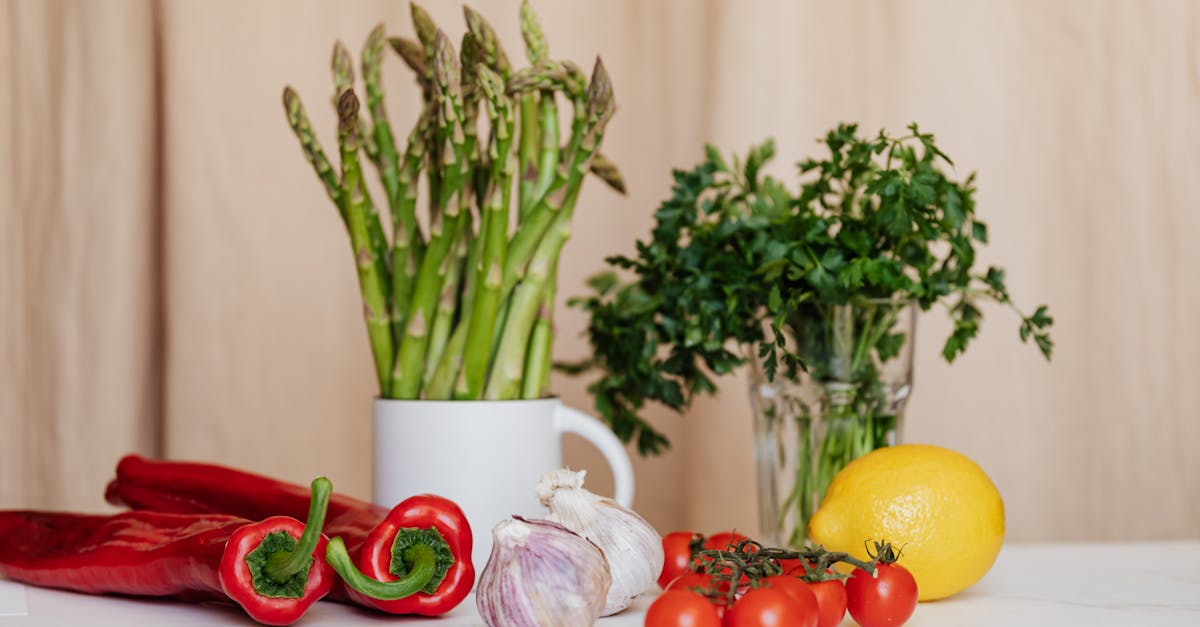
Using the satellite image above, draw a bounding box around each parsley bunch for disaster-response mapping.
[569,124,1053,455]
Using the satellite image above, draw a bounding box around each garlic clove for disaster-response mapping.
[476,516,611,627]
[537,469,664,615]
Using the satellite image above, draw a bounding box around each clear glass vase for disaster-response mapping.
[748,300,916,548]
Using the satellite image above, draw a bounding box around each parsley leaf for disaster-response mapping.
[568,125,1054,454]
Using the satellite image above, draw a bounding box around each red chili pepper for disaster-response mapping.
[0,477,335,626]
[106,455,474,616]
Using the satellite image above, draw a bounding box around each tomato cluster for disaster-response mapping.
[647,531,917,627]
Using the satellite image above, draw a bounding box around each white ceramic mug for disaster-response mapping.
[372,397,634,571]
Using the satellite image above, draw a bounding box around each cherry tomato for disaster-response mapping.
[725,588,813,627]
[845,563,918,627]
[645,590,722,627]
[761,576,820,619]
[703,531,751,551]
[806,579,848,627]
[660,531,701,588]
[777,558,809,575]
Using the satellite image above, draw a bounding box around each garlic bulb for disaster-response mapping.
[476,516,610,627]
[537,468,663,615]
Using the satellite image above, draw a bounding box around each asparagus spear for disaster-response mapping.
[521,260,557,398]
[554,59,589,172]
[589,152,627,194]
[519,0,549,64]
[547,60,626,194]
[458,33,485,314]
[410,2,438,57]
[460,32,483,171]
[501,61,595,296]
[533,88,560,203]
[484,62,581,393]
[332,41,392,288]
[390,31,467,399]
[486,59,614,399]
[388,36,430,91]
[512,1,559,396]
[424,227,469,384]
[331,41,378,164]
[362,25,404,229]
[454,65,515,399]
[460,1,513,219]
[389,111,430,341]
[463,5,512,78]
[411,3,444,219]
[337,89,396,395]
[518,1,561,206]
[517,95,541,220]
[282,87,343,223]
[384,29,438,341]
[425,318,468,399]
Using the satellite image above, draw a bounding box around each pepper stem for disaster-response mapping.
[264,476,332,583]
[325,536,436,600]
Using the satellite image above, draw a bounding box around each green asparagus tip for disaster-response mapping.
[477,65,503,99]
[366,23,386,55]
[520,0,548,64]
[332,40,354,85]
[410,2,437,49]
[282,86,298,112]
[462,4,511,77]
[463,5,483,33]
[587,57,614,114]
[591,154,627,194]
[433,31,460,87]
[461,32,482,75]
[389,37,427,78]
[337,89,359,126]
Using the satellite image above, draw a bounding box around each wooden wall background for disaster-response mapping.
[3,0,1197,541]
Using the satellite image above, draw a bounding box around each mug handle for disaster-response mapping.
[554,405,635,506]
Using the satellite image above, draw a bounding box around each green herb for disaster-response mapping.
[569,123,1053,455]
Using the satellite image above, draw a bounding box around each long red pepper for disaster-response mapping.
[0,478,336,626]
[106,455,474,616]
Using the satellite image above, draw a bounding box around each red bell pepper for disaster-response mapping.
[324,493,474,615]
[0,477,335,626]
[106,455,474,616]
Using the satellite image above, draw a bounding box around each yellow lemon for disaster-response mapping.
[808,443,1004,601]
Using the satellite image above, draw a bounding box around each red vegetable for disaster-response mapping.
[645,590,721,627]
[0,478,335,626]
[725,587,811,627]
[806,579,848,627]
[702,531,751,551]
[761,575,820,625]
[326,494,473,615]
[782,563,849,627]
[845,562,918,627]
[659,531,703,588]
[105,454,474,615]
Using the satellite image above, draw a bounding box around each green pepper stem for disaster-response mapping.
[325,536,436,600]
[264,476,332,583]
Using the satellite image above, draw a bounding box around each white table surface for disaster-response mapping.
[1,542,1197,626]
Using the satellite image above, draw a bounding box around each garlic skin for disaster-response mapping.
[537,468,663,615]
[476,516,611,627]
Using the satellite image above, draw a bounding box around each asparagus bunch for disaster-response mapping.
[283,1,621,400]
